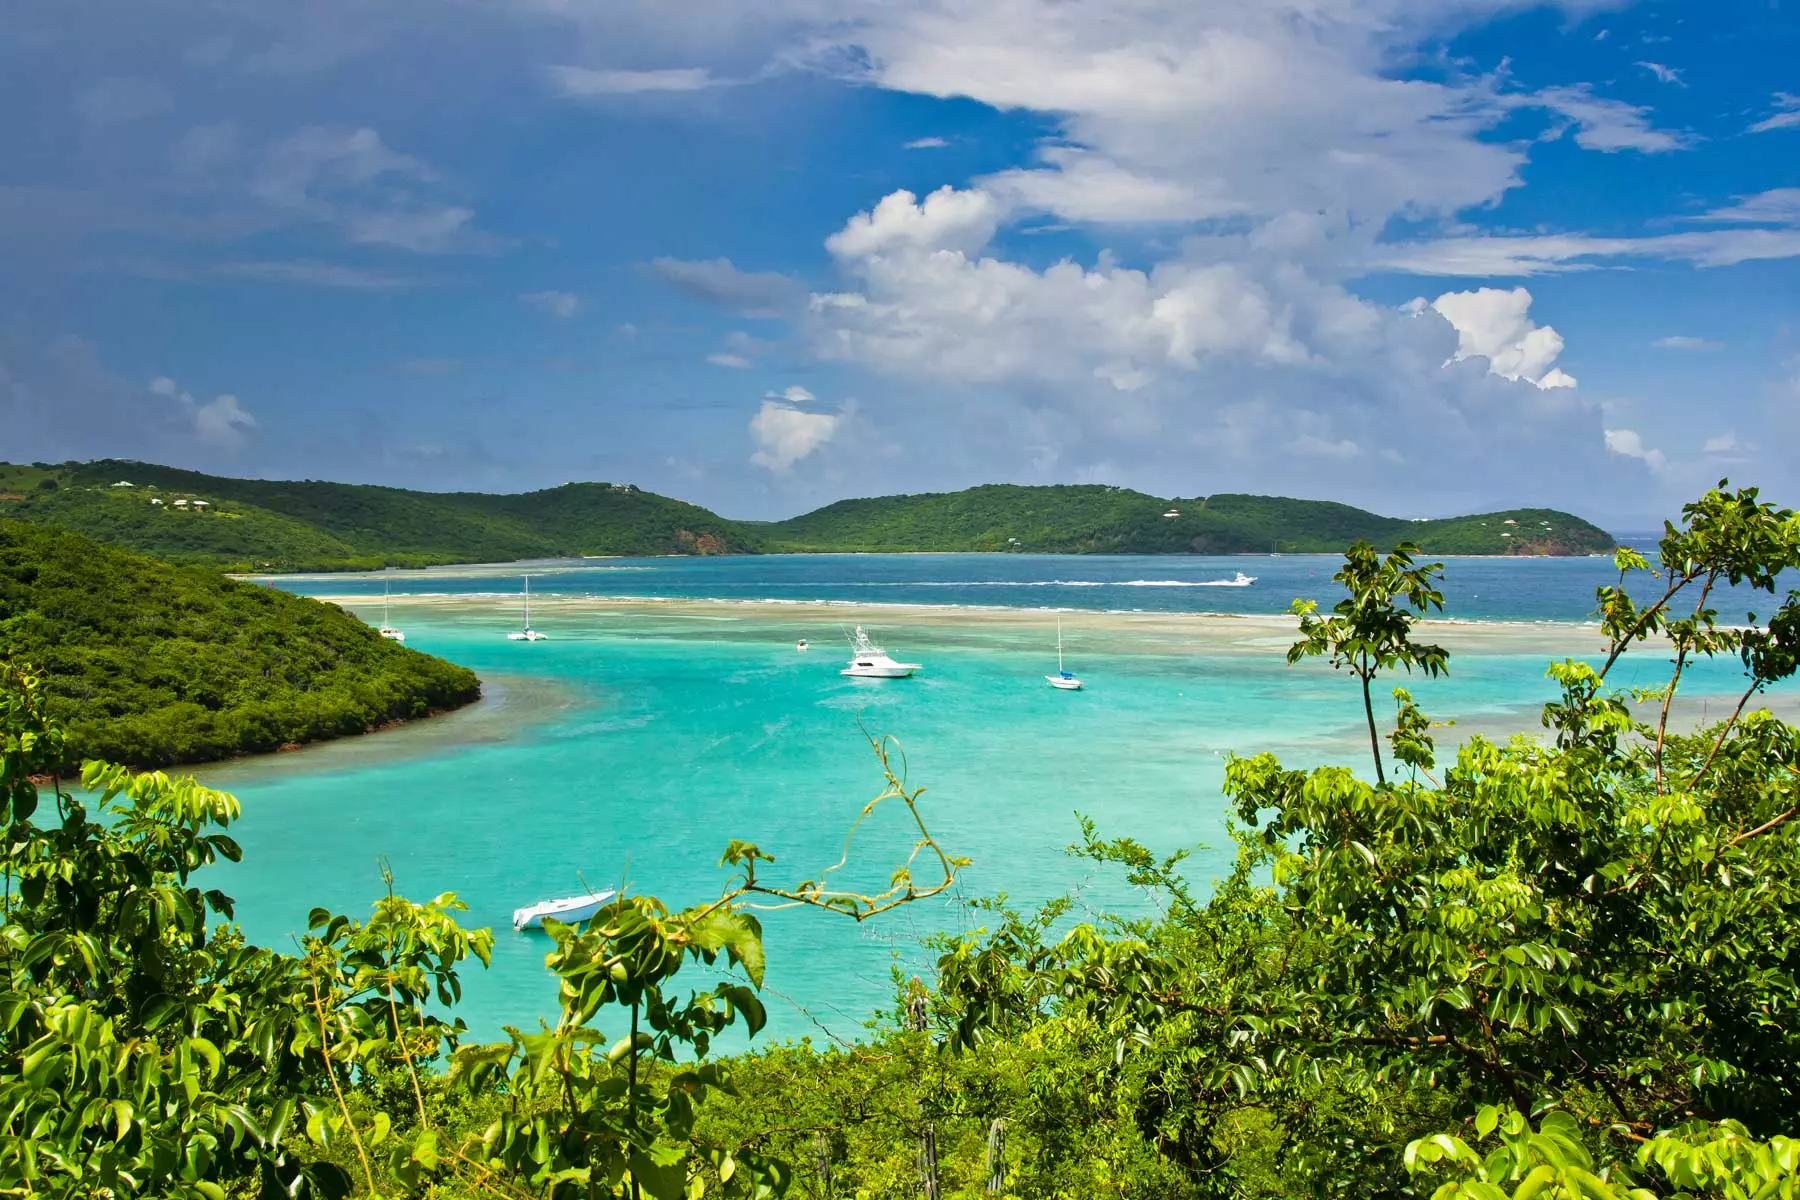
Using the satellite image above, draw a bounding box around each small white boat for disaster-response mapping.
[796,638,809,651]
[1222,571,1257,587]
[378,574,405,642]
[512,889,617,931]
[841,626,921,679]
[1045,616,1083,691]
[506,575,548,641]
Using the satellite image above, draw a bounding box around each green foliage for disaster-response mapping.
[1288,541,1450,782]
[914,481,1800,1198]
[757,484,1615,556]
[0,521,480,768]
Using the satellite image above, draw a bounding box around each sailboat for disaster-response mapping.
[1045,616,1083,690]
[377,574,405,642]
[506,575,548,641]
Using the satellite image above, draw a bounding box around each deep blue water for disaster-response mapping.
[277,550,1784,624]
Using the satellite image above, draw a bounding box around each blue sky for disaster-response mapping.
[1,0,1796,524]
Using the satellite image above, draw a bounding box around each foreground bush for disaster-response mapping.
[3,481,1796,1198]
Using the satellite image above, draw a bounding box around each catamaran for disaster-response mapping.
[1045,615,1082,690]
[506,575,548,641]
[512,888,617,931]
[377,574,405,642]
[841,626,921,678]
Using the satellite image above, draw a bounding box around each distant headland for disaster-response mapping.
[0,460,1615,572]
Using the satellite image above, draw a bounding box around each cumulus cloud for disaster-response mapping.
[150,375,258,446]
[1748,93,1800,134]
[802,186,1624,509]
[750,388,839,470]
[825,186,1004,258]
[521,290,581,317]
[1426,288,1576,389]
[649,256,802,317]
[1604,428,1665,471]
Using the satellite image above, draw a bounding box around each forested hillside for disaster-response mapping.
[0,460,760,570]
[0,462,1614,569]
[0,520,480,767]
[756,483,1616,555]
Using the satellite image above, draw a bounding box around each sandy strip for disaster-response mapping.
[312,589,1622,659]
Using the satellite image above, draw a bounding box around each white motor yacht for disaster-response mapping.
[841,626,921,679]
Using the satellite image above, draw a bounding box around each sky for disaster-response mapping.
[1,0,1796,524]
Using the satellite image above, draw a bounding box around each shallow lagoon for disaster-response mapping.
[202,555,1791,1045]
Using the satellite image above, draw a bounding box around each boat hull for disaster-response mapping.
[1045,675,1083,690]
[507,630,548,641]
[842,664,919,678]
[513,889,617,931]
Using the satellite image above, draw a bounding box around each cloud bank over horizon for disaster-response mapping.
[1,0,1795,522]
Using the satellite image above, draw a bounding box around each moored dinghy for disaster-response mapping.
[512,888,617,931]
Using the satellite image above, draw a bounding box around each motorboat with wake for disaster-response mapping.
[841,626,921,679]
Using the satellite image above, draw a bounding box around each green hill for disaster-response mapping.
[0,461,759,570]
[0,463,1614,566]
[0,520,481,769]
[755,484,1615,556]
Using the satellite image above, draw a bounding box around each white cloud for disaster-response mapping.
[1371,227,1800,275]
[904,136,949,149]
[649,256,802,316]
[1423,288,1576,389]
[546,65,720,95]
[145,375,258,447]
[1748,92,1800,134]
[252,126,492,254]
[750,391,840,470]
[1702,432,1746,456]
[191,394,257,445]
[521,290,581,317]
[1653,335,1722,351]
[1604,428,1665,471]
[772,385,814,404]
[707,353,753,369]
[824,186,1004,258]
[1698,188,1800,226]
[1635,61,1683,86]
[1528,85,1689,154]
[214,260,415,289]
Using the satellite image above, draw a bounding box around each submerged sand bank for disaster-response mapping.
[313,589,1621,660]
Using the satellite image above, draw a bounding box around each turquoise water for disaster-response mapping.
[201,556,1788,1047]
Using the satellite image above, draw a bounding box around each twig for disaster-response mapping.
[307,976,376,1196]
